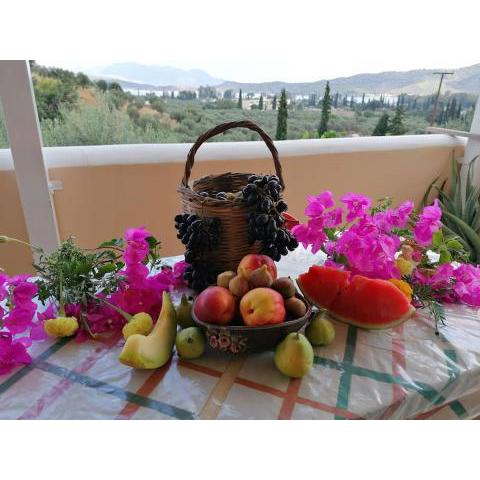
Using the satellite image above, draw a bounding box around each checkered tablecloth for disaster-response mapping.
[1,249,480,420]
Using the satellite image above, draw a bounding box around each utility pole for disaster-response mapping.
[430,71,454,125]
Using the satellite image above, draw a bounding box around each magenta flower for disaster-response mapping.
[323,208,343,228]
[452,264,480,306]
[393,201,414,228]
[0,332,32,375]
[340,193,371,222]
[414,199,442,246]
[123,226,150,264]
[3,278,37,334]
[292,223,327,254]
[30,303,56,341]
[304,191,334,217]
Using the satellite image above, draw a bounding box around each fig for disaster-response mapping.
[284,297,307,318]
[272,277,296,299]
[248,265,273,288]
[217,271,236,289]
[229,275,250,297]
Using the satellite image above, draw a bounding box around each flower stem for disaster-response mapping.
[88,293,132,321]
[0,235,43,252]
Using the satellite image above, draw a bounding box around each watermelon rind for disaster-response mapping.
[296,276,415,330]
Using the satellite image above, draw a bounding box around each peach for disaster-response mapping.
[237,254,277,281]
[240,288,286,326]
[194,286,236,325]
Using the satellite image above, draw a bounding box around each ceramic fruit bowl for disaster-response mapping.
[192,294,312,354]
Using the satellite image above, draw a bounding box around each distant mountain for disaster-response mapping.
[87,62,223,88]
[87,62,480,95]
[217,64,480,96]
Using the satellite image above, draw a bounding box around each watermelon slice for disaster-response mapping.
[297,266,415,329]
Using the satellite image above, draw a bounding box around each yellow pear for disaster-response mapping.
[274,332,313,378]
[119,291,177,369]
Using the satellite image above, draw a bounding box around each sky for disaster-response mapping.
[3,0,480,83]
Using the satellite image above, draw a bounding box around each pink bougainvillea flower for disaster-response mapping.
[2,278,38,335]
[292,223,327,254]
[413,199,442,246]
[0,274,8,301]
[340,193,372,222]
[452,264,480,306]
[304,191,335,218]
[323,208,343,228]
[0,331,32,375]
[123,226,150,264]
[393,201,414,228]
[30,303,56,341]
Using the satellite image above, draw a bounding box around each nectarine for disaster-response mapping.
[240,287,286,326]
[194,286,236,325]
[237,254,277,281]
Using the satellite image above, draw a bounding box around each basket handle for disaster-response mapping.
[181,120,285,189]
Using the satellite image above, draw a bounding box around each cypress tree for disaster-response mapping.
[389,106,407,135]
[318,81,332,137]
[258,94,264,110]
[456,101,462,119]
[272,95,277,110]
[361,92,365,107]
[372,113,390,136]
[238,89,243,109]
[333,92,339,108]
[275,89,288,140]
[350,95,354,108]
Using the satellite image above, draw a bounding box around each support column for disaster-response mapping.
[467,95,480,186]
[0,60,59,257]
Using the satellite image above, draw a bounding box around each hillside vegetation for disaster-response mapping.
[0,62,477,148]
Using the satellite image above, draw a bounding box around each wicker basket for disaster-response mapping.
[178,120,285,273]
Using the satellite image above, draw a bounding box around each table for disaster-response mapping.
[1,249,480,420]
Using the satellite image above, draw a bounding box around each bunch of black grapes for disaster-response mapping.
[241,175,298,261]
[174,213,220,291]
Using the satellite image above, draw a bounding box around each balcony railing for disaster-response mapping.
[0,134,466,274]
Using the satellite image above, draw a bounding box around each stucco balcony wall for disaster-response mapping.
[0,134,465,274]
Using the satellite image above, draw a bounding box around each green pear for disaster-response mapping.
[176,327,206,359]
[305,313,336,346]
[274,332,313,378]
[176,294,194,328]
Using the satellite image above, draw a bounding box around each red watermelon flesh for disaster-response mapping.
[298,265,351,309]
[297,266,414,329]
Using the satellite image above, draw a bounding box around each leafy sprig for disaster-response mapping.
[409,278,447,335]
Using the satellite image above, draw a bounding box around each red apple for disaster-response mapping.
[240,288,286,326]
[194,286,236,325]
[237,254,277,281]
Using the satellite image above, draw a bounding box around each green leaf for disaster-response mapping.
[431,230,444,248]
[446,239,464,251]
[443,211,480,262]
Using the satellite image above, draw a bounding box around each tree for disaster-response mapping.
[318,81,332,137]
[350,96,354,108]
[96,79,108,92]
[258,94,264,110]
[76,72,91,87]
[276,89,288,140]
[223,89,234,100]
[372,113,390,136]
[389,106,407,135]
[108,81,123,92]
[237,89,243,109]
[272,95,277,110]
[333,92,339,108]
